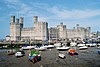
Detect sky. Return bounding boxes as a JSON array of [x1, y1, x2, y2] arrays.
[[0, 0, 100, 39]]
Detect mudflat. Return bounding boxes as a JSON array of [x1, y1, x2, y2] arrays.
[[0, 47, 100, 67]]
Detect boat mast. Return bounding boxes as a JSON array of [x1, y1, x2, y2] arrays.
[[49, 28, 50, 45]]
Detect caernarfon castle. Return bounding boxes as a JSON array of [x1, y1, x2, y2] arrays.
[[10, 16, 91, 42]]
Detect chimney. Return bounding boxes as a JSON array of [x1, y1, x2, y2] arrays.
[[34, 16, 38, 22], [11, 16, 15, 23]]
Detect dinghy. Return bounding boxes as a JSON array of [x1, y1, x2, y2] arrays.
[[29, 50, 41, 63], [78, 46, 88, 50], [15, 50, 25, 57], [97, 50, 100, 54], [58, 53, 65, 59], [68, 49, 78, 56], [7, 49, 16, 55]]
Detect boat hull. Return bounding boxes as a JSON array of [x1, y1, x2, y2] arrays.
[[97, 50, 100, 54], [29, 55, 41, 63], [29, 50, 41, 63], [79, 46, 88, 50], [57, 47, 70, 51]]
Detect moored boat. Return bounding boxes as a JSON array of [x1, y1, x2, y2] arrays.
[[15, 50, 25, 57], [97, 50, 100, 54], [21, 45, 36, 50], [78, 46, 88, 50], [43, 45, 54, 49], [68, 49, 78, 56], [56, 46, 70, 51], [35, 46, 47, 51], [7, 49, 16, 55], [29, 50, 41, 63], [58, 52, 65, 59], [77, 44, 85, 47]]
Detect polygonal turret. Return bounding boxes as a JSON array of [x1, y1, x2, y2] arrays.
[[11, 16, 15, 23], [16, 18, 19, 24], [20, 17, 24, 24], [34, 16, 38, 22]]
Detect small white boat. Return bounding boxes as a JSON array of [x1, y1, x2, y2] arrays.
[[77, 44, 85, 47], [15, 51, 25, 57], [78, 46, 88, 50], [43, 45, 54, 48], [97, 44, 100, 46], [21, 46, 36, 50], [86, 43, 96, 47], [35, 46, 47, 51], [56, 46, 70, 51], [58, 53, 65, 59]]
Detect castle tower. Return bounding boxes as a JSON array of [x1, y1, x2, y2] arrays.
[[34, 16, 38, 22], [34, 16, 38, 28], [10, 16, 21, 41], [15, 18, 21, 41], [57, 22, 67, 39], [11, 16, 15, 23], [76, 24, 79, 30], [16, 18, 19, 24], [20, 17, 24, 28], [86, 27, 91, 37], [10, 16, 16, 41]]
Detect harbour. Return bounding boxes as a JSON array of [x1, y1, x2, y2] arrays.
[[1, 0, 100, 67], [0, 46, 100, 67]]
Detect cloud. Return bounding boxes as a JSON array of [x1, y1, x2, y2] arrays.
[[5, 0, 19, 5], [3, 0, 100, 28], [7, 4, 17, 9], [50, 6, 100, 19]]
